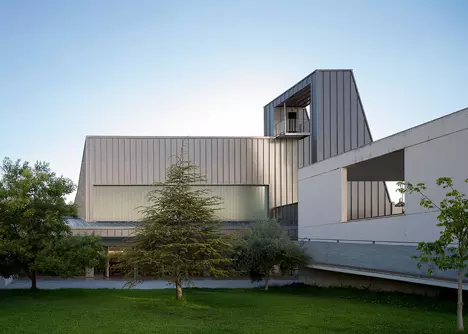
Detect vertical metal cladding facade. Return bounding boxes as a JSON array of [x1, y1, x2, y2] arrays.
[[75, 147, 87, 219], [314, 70, 393, 219], [78, 137, 298, 222], [76, 69, 393, 225], [92, 185, 268, 222], [264, 70, 394, 219]]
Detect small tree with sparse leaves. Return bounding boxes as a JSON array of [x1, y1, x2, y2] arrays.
[[120, 148, 232, 300], [398, 177, 468, 331], [232, 219, 307, 290]]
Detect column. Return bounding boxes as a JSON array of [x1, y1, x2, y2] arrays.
[[104, 246, 110, 279], [85, 267, 95, 278], [340, 168, 348, 223]]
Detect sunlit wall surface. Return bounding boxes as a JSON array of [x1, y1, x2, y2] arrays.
[[92, 185, 268, 222]]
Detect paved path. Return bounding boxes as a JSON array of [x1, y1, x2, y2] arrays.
[[3, 278, 296, 290]]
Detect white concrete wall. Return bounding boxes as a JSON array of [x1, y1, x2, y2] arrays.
[[299, 108, 468, 182], [405, 128, 468, 214], [298, 168, 345, 229], [300, 212, 441, 242], [298, 108, 468, 242], [0, 277, 13, 288]]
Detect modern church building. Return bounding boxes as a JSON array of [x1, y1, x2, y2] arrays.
[[72, 69, 399, 239], [70, 69, 468, 289]]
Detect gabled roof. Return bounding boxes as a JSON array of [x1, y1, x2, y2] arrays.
[[264, 69, 354, 108]]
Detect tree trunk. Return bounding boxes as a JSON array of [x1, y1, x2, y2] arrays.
[[29, 270, 37, 291], [458, 269, 464, 331], [265, 276, 269, 291], [175, 278, 183, 300]]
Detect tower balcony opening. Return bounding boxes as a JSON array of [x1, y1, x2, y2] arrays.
[[275, 118, 310, 139], [274, 104, 310, 139]]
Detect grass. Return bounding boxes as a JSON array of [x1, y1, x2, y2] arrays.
[[0, 284, 465, 333]]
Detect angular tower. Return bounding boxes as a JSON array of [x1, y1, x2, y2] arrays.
[[264, 70, 394, 220]]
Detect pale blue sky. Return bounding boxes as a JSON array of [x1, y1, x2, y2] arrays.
[[0, 0, 467, 190]]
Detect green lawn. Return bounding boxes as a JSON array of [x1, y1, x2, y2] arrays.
[[0, 284, 464, 333]]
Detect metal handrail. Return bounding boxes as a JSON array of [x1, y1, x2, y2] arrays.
[[275, 119, 309, 135], [297, 237, 421, 245]]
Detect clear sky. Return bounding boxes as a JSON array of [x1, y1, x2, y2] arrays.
[[0, 0, 467, 195]]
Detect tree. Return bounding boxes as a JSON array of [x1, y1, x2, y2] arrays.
[[33, 234, 105, 277], [233, 219, 307, 290], [0, 158, 104, 289], [120, 149, 232, 300], [398, 177, 468, 331]]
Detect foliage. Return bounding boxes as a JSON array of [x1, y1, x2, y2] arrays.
[[33, 235, 105, 277], [120, 148, 232, 299], [232, 219, 307, 290], [0, 158, 104, 289], [398, 177, 468, 331]]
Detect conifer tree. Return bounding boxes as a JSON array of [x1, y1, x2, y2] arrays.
[[121, 148, 232, 299]]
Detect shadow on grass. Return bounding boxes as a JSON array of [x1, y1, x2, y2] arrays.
[[0, 283, 463, 316], [262, 283, 462, 314], [118, 294, 212, 310]]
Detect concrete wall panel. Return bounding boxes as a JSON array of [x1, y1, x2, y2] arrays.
[[298, 109, 468, 244], [303, 241, 461, 281], [298, 168, 344, 228], [405, 128, 468, 214]]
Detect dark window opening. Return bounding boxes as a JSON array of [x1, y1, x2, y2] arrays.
[[287, 112, 297, 132]]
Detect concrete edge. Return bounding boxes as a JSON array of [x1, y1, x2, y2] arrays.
[[309, 264, 468, 290]]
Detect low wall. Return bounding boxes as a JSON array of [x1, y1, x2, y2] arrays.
[[302, 241, 464, 281], [298, 267, 443, 296], [0, 277, 13, 288]]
